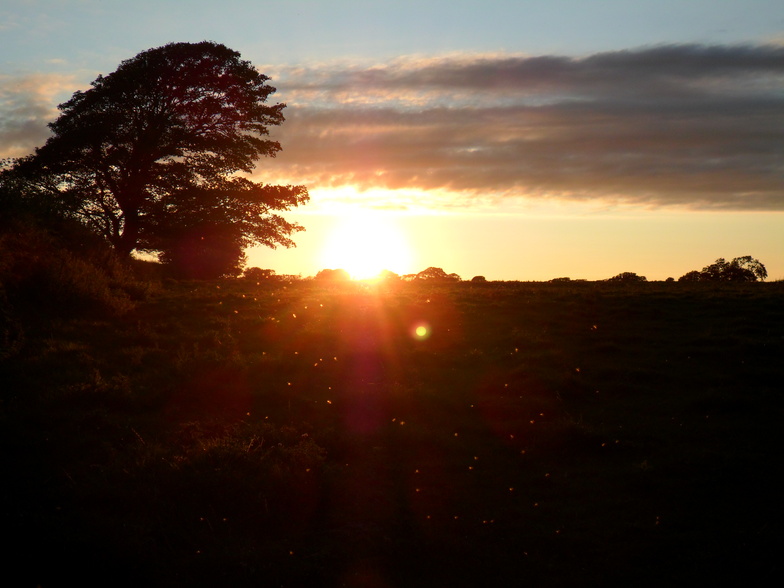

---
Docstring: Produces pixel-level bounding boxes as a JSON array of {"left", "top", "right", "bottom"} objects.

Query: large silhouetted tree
[{"left": 5, "top": 41, "right": 308, "bottom": 276}]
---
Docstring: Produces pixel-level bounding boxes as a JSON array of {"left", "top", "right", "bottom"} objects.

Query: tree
[
  {"left": 243, "top": 267, "right": 277, "bottom": 281},
  {"left": 606, "top": 272, "right": 647, "bottom": 283},
  {"left": 678, "top": 256, "right": 767, "bottom": 282},
  {"left": 315, "top": 268, "right": 350, "bottom": 282},
  {"left": 377, "top": 269, "right": 401, "bottom": 282},
  {"left": 5, "top": 41, "right": 308, "bottom": 273},
  {"left": 416, "top": 267, "right": 460, "bottom": 282},
  {"left": 678, "top": 270, "right": 703, "bottom": 282}
]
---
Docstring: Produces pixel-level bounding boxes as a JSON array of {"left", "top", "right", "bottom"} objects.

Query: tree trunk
[{"left": 116, "top": 210, "right": 139, "bottom": 257}]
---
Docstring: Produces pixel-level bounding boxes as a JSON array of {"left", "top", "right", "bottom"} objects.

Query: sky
[{"left": 1, "top": 0, "right": 783, "bottom": 280}]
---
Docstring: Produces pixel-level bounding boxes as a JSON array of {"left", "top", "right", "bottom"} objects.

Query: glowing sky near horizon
[{"left": 1, "top": 1, "right": 783, "bottom": 280}]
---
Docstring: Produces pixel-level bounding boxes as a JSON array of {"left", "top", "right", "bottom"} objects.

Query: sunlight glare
[{"left": 320, "top": 209, "right": 413, "bottom": 279}]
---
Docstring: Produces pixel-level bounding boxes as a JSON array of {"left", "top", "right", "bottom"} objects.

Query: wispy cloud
[
  {"left": 0, "top": 73, "right": 79, "bottom": 159},
  {"left": 262, "top": 44, "right": 784, "bottom": 210}
]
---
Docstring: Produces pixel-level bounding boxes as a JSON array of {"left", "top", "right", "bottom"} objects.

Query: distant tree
[
  {"left": 678, "top": 270, "right": 702, "bottom": 282},
  {"left": 549, "top": 277, "right": 572, "bottom": 283},
  {"left": 315, "top": 268, "right": 350, "bottom": 281},
  {"left": 416, "top": 267, "right": 460, "bottom": 281},
  {"left": 606, "top": 272, "right": 647, "bottom": 283},
  {"left": 276, "top": 274, "right": 302, "bottom": 284},
  {"left": 3, "top": 41, "right": 308, "bottom": 275},
  {"left": 243, "top": 267, "right": 276, "bottom": 281},
  {"left": 471, "top": 275, "right": 487, "bottom": 283},
  {"left": 679, "top": 256, "right": 767, "bottom": 282},
  {"left": 377, "top": 269, "right": 401, "bottom": 282}
]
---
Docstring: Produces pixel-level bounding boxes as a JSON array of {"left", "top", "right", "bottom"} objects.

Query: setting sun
[{"left": 319, "top": 210, "right": 413, "bottom": 279}]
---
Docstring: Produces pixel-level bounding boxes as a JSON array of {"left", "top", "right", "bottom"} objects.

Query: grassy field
[{"left": 1, "top": 279, "right": 782, "bottom": 586}]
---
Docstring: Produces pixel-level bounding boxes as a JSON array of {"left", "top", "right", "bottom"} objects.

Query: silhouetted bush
[
  {"left": 243, "top": 267, "right": 277, "bottom": 282},
  {"left": 678, "top": 270, "right": 703, "bottom": 282},
  {"left": 606, "top": 272, "right": 647, "bottom": 283},
  {"left": 377, "top": 269, "right": 401, "bottom": 282},
  {"left": 0, "top": 219, "right": 153, "bottom": 318},
  {"left": 315, "top": 268, "right": 351, "bottom": 281},
  {"left": 0, "top": 285, "right": 23, "bottom": 359},
  {"left": 471, "top": 275, "right": 487, "bottom": 283},
  {"left": 416, "top": 267, "right": 461, "bottom": 281}
]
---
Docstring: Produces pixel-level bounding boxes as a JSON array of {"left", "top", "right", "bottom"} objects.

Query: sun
[{"left": 320, "top": 211, "right": 413, "bottom": 279}]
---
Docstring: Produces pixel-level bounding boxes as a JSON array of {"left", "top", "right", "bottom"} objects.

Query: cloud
[
  {"left": 261, "top": 44, "right": 784, "bottom": 210},
  {"left": 3, "top": 46, "right": 781, "bottom": 211},
  {"left": 0, "top": 73, "right": 79, "bottom": 159}
]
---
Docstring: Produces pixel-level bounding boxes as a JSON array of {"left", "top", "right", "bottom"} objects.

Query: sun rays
[{"left": 319, "top": 208, "right": 414, "bottom": 280}]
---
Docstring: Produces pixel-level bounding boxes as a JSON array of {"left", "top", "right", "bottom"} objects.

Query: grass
[{"left": 1, "top": 279, "right": 782, "bottom": 586}]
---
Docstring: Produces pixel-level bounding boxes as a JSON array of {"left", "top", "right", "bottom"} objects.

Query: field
[{"left": 2, "top": 279, "right": 782, "bottom": 586}]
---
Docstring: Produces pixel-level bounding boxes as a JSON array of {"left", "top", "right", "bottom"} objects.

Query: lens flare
[{"left": 412, "top": 323, "right": 431, "bottom": 340}]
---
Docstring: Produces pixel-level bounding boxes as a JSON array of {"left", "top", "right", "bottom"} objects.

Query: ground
[{"left": 1, "top": 279, "right": 782, "bottom": 586}]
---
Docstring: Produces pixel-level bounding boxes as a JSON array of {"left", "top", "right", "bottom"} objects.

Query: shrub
[
  {"left": 378, "top": 269, "right": 401, "bottom": 282},
  {"left": 315, "top": 268, "right": 351, "bottom": 281},
  {"left": 416, "top": 267, "right": 461, "bottom": 281},
  {"left": 244, "top": 267, "right": 277, "bottom": 281},
  {"left": 606, "top": 272, "right": 647, "bottom": 283},
  {"left": 0, "top": 220, "right": 142, "bottom": 317},
  {"left": 0, "top": 286, "right": 23, "bottom": 359}
]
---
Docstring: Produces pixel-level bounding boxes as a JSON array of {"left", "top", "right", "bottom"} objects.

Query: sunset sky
[{"left": 2, "top": 1, "right": 782, "bottom": 280}]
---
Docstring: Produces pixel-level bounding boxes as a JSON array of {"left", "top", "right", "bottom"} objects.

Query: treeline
[
  {"left": 273, "top": 257, "right": 770, "bottom": 285},
  {"left": 578, "top": 256, "right": 768, "bottom": 283}
]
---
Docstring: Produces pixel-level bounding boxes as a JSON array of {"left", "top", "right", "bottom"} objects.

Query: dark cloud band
[
  {"left": 2, "top": 46, "right": 782, "bottom": 210},
  {"left": 265, "top": 44, "right": 784, "bottom": 210}
]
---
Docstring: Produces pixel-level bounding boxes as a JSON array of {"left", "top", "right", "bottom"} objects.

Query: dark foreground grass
[{"left": 1, "top": 279, "right": 782, "bottom": 586}]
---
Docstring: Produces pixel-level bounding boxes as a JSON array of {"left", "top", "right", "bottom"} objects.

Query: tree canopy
[
  {"left": 4, "top": 41, "right": 308, "bottom": 277},
  {"left": 416, "top": 267, "right": 461, "bottom": 282},
  {"left": 315, "top": 268, "right": 351, "bottom": 282},
  {"left": 679, "top": 256, "right": 767, "bottom": 282},
  {"left": 606, "top": 272, "right": 647, "bottom": 283}
]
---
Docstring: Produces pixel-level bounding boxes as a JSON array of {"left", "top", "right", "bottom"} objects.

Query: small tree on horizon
[
  {"left": 377, "top": 269, "right": 401, "bottom": 282},
  {"left": 606, "top": 272, "right": 647, "bottom": 283},
  {"left": 315, "top": 268, "right": 351, "bottom": 281},
  {"left": 416, "top": 267, "right": 461, "bottom": 282},
  {"left": 243, "top": 267, "right": 276, "bottom": 281}
]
